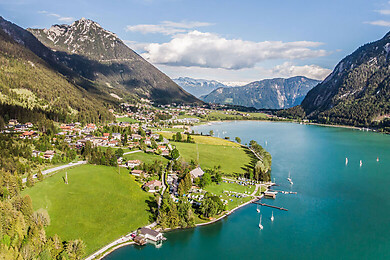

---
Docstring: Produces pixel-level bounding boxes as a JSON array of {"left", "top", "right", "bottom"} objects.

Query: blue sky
[{"left": 2, "top": 0, "right": 390, "bottom": 83}]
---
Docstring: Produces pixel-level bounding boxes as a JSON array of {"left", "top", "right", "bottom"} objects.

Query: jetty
[{"left": 252, "top": 202, "right": 288, "bottom": 211}]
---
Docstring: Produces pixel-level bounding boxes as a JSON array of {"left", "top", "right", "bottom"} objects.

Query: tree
[
  {"left": 115, "top": 148, "right": 124, "bottom": 158},
  {"left": 37, "top": 170, "right": 44, "bottom": 181},
  {"left": 209, "top": 130, "right": 214, "bottom": 136},
  {"left": 26, "top": 174, "right": 35, "bottom": 187},
  {"left": 175, "top": 132, "right": 182, "bottom": 142},
  {"left": 158, "top": 134, "right": 164, "bottom": 142},
  {"left": 235, "top": 137, "right": 241, "bottom": 144},
  {"left": 66, "top": 239, "right": 85, "bottom": 260},
  {"left": 171, "top": 148, "right": 180, "bottom": 160},
  {"left": 200, "top": 193, "right": 225, "bottom": 218},
  {"left": 199, "top": 170, "right": 211, "bottom": 188}
]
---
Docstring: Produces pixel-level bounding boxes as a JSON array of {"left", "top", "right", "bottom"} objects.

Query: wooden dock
[{"left": 252, "top": 202, "right": 288, "bottom": 211}]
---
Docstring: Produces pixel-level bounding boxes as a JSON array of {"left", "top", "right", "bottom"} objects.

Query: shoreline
[{"left": 90, "top": 189, "right": 269, "bottom": 260}]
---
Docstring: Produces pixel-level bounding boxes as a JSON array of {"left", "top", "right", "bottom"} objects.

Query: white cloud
[
  {"left": 365, "top": 20, "right": 390, "bottom": 27},
  {"left": 141, "top": 30, "right": 329, "bottom": 70},
  {"left": 376, "top": 9, "right": 390, "bottom": 15},
  {"left": 271, "top": 62, "right": 331, "bottom": 80},
  {"left": 125, "top": 20, "right": 213, "bottom": 35},
  {"left": 38, "top": 10, "right": 74, "bottom": 23}
]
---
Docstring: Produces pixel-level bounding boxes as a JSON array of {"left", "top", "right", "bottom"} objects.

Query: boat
[
  {"left": 259, "top": 215, "right": 263, "bottom": 229},
  {"left": 360, "top": 160, "right": 363, "bottom": 167},
  {"left": 377, "top": 157, "right": 379, "bottom": 162},
  {"left": 271, "top": 211, "right": 274, "bottom": 222},
  {"left": 287, "top": 172, "right": 293, "bottom": 185},
  {"left": 256, "top": 204, "right": 260, "bottom": 213},
  {"left": 345, "top": 157, "right": 348, "bottom": 165}
]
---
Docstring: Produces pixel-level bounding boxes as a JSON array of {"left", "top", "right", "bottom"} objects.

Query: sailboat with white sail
[{"left": 259, "top": 214, "right": 263, "bottom": 229}]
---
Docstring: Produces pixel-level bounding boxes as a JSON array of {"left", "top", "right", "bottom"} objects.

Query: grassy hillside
[
  {"left": 22, "top": 164, "right": 152, "bottom": 255},
  {"left": 0, "top": 27, "right": 114, "bottom": 123},
  {"left": 173, "top": 141, "right": 252, "bottom": 176}
]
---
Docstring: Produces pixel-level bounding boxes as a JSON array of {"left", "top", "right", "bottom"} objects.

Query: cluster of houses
[
  {"left": 32, "top": 150, "right": 56, "bottom": 160},
  {"left": 2, "top": 119, "right": 39, "bottom": 139}
]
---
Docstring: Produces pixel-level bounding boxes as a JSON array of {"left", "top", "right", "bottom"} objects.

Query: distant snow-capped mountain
[{"left": 173, "top": 77, "right": 231, "bottom": 98}]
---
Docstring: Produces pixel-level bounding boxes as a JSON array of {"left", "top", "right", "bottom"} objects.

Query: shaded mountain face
[
  {"left": 23, "top": 18, "right": 198, "bottom": 104},
  {"left": 0, "top": 21, "right": 113, "bottom": 123},
  {"left": 201, "top": 76, "right": 320, "bottom": 109},
  {"left": 301, "top": 32, "right": 390, "bottom": 126},
  {"left": 173, "top": 77, "right": 230, "bottom": 98}
]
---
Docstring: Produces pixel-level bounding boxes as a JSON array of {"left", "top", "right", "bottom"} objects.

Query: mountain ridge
[{"left": 201, "top": 76, "right": 320, "bottom": 109}]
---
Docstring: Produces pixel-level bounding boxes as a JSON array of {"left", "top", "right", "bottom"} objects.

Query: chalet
[
  {"left": 131, "top": 169, "right": 144, "bottom": 177},
  {"left": 127, "top": 160, "right": 142, "bottom": 168},
  {"left": 131, "top": 134, "right": 142, "bottom": 140},
  {"left": 112, "top": 133, "right": 121, "bottom": 140},
  {"left": 144, "top": 137, "right": 152, "bottom": 146},
  {"left": 108, "top": 140, "right": 118, "bottom": 147},
  {"left": 157, "top": 145, "right": 167, "bottom": 151},
  {"left": 43, "top": 150, "right": 55, "bottom": 160},
  {"left": 161, "top": 150, "right": 170, "bottom": 156},
  {"left": 138, "top": 227, "right": 164, "bottom": 242},
  {"left": 190, "top": 167, "right": 204, "bottom": 180},
  {"left": 143, "top": 180, "right": 162, "bottom": 192}
]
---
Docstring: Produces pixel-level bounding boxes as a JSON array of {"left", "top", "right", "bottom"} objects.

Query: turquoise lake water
[{"left": 105, "top": 121, "right": 390, "bottom": 259}]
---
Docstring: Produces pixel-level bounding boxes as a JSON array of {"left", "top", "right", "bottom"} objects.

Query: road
[
  {"left": 22, "top": 161, "right": 87, "bottom": 183},
  {"left": 123, "top": 150, "right": 142, "bottom": 155}
]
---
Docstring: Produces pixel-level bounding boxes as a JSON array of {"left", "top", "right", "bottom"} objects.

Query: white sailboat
[
  {"left": 271, "top": 211, "right": 274, "bottom": 222},
  {"left": 259, "top": 214, "right": 263, "bottom": 229},
  {"left": 377, "top": 157, "right": 379, "bottom": 162},
  {"left": 360, "top": 160, "right": 363, "bottom": 167},
  {"left": 256, "top": 203, "right": 260, "bottom": 213},
  {"left": 287, "top": 172, "right": 293, "bottom": 185},
  {"left": 345, "top": 157, "right": 348, "bottom": 165}
]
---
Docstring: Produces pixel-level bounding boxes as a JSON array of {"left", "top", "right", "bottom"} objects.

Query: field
[
  {"left": 159, "top": 132, "right": 241, "bottom": 147},
  {"left": 123, "top": 151, "right": 168, "bottom": 164},
  {"left": 116, "top": 117, "right": 139, "bottom": 123},
  {"left": 206, "top": 111, "right": 268, "bottom": 121},
  {"left": 204, "top": 182, "right": 255, "bottom": 210},
  {"left": 172, "top": 141, "right": 253, "bottom": 176},
  {"left": 22, "top": 164, "right": 152, "bottom": 256}
]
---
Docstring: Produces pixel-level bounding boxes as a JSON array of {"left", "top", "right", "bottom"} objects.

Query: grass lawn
[
  {"left": 22, "top": 164, "right": 152, "bottom": 256},
  {"left": 172, "top": 141, "right": 253, "bottom": 176},
  {"left": 203, "top": 182, "right": 255, "bottom": 211},
  {"left": 159, "top": 132, "right": 240, "bottom": 147},
  {"left": 99, "top": 146, "right": 132, "bottom": 153},
  {"left": 116, "top": 117, "right": 139, "bottom": 123},
  {"left": 161, "top": 127, "right": 185, "bottom": 132},
  {"left": 123, "top": 151, "right": 168, "bottom": 164},
  {"left": 206, "top": 111, "right": 268, "bottom": 121}
]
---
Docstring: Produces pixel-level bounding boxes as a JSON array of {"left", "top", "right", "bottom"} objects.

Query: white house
[{"left": 138, "top": 227, "right": 164, "bottom": 242}]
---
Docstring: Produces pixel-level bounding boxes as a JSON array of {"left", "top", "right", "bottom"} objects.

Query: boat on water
[
  {"left": 377, "top": 157, "right": 379, "bottom": 162},
  {"left": 259, "top": 215, "right": 263, "bottom": 229},
  {"left": 345, "top": 157, "right": 348, "bottom": 165},
  {"left": 271, "top": 211, "right": 274, "bottom": 222},
  {"left": 287, "top": 172, "right": 293, "bottom": 185},
  {"left": 256, "top": 204, "right": 260, "bottom": 213},
  {"left": 360, "top": 160, "right": 363, "bottom": 167}
]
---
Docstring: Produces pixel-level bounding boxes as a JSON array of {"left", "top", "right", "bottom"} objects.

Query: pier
[{"left": 252, "top": 202, "right": 288, "bottom": 211}]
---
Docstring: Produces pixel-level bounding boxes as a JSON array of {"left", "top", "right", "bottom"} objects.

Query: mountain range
[
  {"left": 201, "top": 76, "right": 320, "bottom": 109},
  {"left": 173, "top": 77, "right": 230, "bottom": 98},
  {"left": 298, "top": 31, "right": 390, "bottom": 128},
  {"left": 0, "top": 16, "right": 199, "bottom": 123}
]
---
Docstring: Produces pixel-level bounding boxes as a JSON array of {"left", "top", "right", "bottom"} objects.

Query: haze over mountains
[
  {"left": 200, "top": 76, "right": 320, "bottom": 109},
  {"left": 173, "top": 77, "right": 231, "bottom": 98}
]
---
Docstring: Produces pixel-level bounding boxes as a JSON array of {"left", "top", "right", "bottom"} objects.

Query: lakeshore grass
[
  {"left": 205, "top": 111, "right": 268, "bottom": 121},
  {"left": 159, "top": 132, "right": 241, "bottom": 147},
  {"left": 116, "top": 117, "right": 139, "bottom": 123},
  {"left": 22, "top": 164, "right": 152, "bottom": 256},
  {"left": 172, "top": 141, "right": 252, "bottom": 176}
]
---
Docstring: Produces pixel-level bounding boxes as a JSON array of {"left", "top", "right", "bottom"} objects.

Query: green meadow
[{"left": 22, "top": 164, "right": 152, "bottom": 256}]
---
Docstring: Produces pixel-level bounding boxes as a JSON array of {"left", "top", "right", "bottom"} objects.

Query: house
[
  {"left": 138, "top": 227, "right": 164, "bottom": 242},
  {"left": 8, "top": 119, "right": 18, "bottom": 126},
  {"left": 161, "top": 150, "right": 170, "bottom": 156},
  {"left": 157, "top": 145, "right": 167, "bottom": 151},
  {"left": 103, "top": 133, "right": 110, "bottom": 138},
  {"left": 43, "top": 150, "right": 55, "bottom": 160},
  {"left": 133, "top": 235, "right": 147, "bottom": 245},
  {"left": 112, "top": 133, "right": 121, "bottom": 140},
  {"left": 127, "top": 160, "right": 142, "bottom": 168},
  {"left": 32, "top": 150, "right": 41, "bottom": 157},
  {"left": 190, "top": 167, "right": 204, "bottom": 180},
  {"left": 131, "top": 169, "right": 144, "bottom": 177},
  {"left": 143, "top": 180, "right": 162, "bottom": 192}
]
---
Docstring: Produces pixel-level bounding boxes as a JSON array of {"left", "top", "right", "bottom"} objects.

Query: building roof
[
  {"left": 139, "top": 227, "right": 160, "bottom": 237},
  {"left": 190, "top": 167, "right": 204, "bottom": 179}
]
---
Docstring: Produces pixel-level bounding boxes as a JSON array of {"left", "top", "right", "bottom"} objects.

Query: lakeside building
[{"left": 138, "top": 227, "right": 164, "bottom": 242}]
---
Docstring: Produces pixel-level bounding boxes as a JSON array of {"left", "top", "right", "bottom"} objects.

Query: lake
[{"left": 105, "top": 121, "right": 390, "bottom": 259}]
